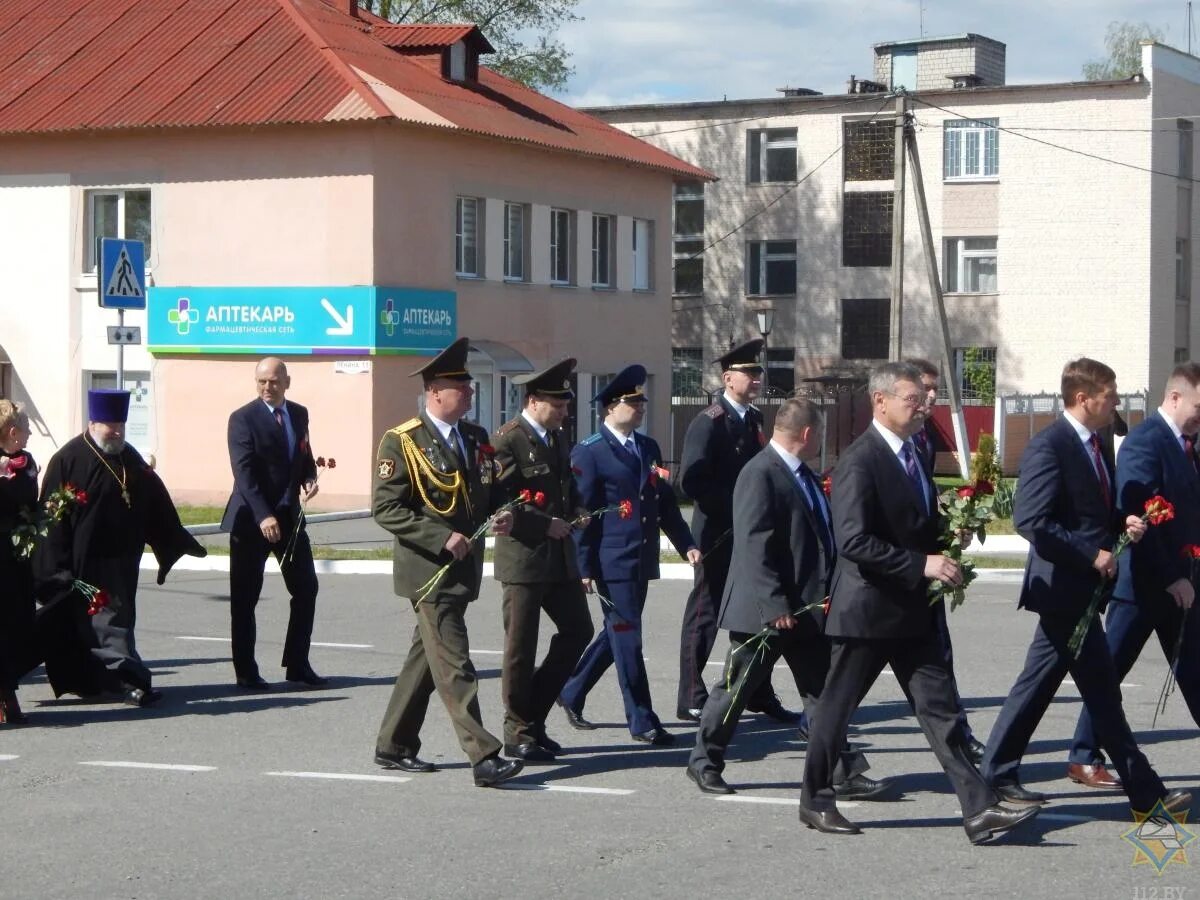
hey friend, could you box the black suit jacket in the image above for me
[718,446,833,635]
[221,399,317,534]
[826,424,942,639]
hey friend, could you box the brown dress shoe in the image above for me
[1067,763,1121,788]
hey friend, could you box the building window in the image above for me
[672,347,704,396]
[632,218,652,290]
[550,208,573,285]
[674,181,704,235]
[945,237,998,293]
[86,188,152,270]
[455,197,481,276]
[943,118,999,180]
[842,192,892,267]
[843,120,895,181]
[748,128,798,183]
[955,346,997,403]
[503,201,527,281]
[674,181,704,295]
[766,347,795,396]
[673,241,704,295]
[747,240,797,295]
[591,214,613,287]
[449,41,467,81]
[841,298,890,360]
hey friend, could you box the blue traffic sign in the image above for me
[98,238,146,310]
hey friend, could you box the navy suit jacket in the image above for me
[1014,415,1120,618]
[1113,413,1200,605]
[718,446,833,635]
[571,428,694,582]
[221,398,317,534]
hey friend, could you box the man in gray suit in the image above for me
[685,398,887,799]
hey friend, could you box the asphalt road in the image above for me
[1,572,1196,900]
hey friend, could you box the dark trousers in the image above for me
[690,627,867,783]
[560,578,659,735]
[228,511,318,678]
[501,580,594,744]
[377,595,502,766]
[82,555,152,691]
[677,544,779,713]
[0,557,34,692]
[983,612,1166,811]
[1070,597,1200,765]
[802,632,995,818]
[899,601,975,740]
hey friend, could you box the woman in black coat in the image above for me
[0,400,37,724]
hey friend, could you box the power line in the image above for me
[914,117,1187,134]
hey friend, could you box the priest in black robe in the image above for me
[33,389,206,706]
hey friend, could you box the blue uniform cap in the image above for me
[87,389,131,423]
[594,364,647,406]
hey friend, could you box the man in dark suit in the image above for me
[676,339,799,724]
[492,359,594,762]
[221,357,323,689]
[907,357,984,763]
[558,365,701,745]
[1065,362,1200,787]
[686,398,888,800]
[372,337,522,787]
[800,361,1035,843]
[982,358,1191,817]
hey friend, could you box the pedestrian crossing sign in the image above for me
[98,238,146,310]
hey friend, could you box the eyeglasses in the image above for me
[885,391,924,407]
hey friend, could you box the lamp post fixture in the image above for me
[756,306,775,396]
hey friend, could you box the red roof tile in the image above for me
[0,0,712,180]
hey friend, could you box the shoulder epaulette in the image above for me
[702,404,725,420]
[580,433,602,446]
[390,417,422,435]
[495,419,520,436]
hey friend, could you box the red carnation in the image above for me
[822,597,831,616]
[519,488,533,503]
[956,485,976,500]
[327,458,336,469]
[618,499,633,520]
[1184,544,1200,560]
[1144,495,1175,525]
[75,489,88,504]
[480,444,496,456]
[316,456,326,467]
[533,491,547,508]
[975,480,995,495]
[821,473,833,497]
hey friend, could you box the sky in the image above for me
[558,0,1198,107]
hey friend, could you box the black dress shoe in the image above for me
[687,767,734,795]
[964,803,1040,845]
[473,756,524,787]
[123,688,163,708]
[994,781,1047,804]
[632,727,675,746]
[798,804,862,835]
[834,774,897,801]
[504,742,556,762]
[746,694,802,723]
[677,707,703,723]
[558,699,595,731]
[1163,789,1194,815]
[532,727,563,755]
[236,674,270,690]
[286,666,327,687]
[965,737,986,766]
[374,749,437,773]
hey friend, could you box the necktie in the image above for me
[913,428,929,461]
[1089,433,1112,508]
[547,430,559,452]
[273,408,284,429]
[798,464,832,550]
[1184,434,1198,474]
[449,428,466,469]
[901,442,927,513]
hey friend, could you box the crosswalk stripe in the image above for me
[79,761,216,772]
[266,771,411,783]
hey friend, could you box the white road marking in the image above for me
[1038,813,1095,823]
[471,650,504,655]
[716,795,861,808]
[185,696,276,705]
[79,761,216,772]
[177,636,228,642]
[0,754,18,761]
[266,771,411,783]
[505,784,635,796]
[176,636,372,649]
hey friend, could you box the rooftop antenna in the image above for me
[920,1,926,37]
[1189,1,1196,55]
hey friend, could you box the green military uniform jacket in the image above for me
[373,412,499,602]
[491,415,585,584]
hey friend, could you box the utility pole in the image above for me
[888,91,908,360]
[904,118,971,480]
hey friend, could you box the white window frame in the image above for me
[591,213,613,288]
[748,128,798,184]
[455,196,481,277]
[944,237,998,294]
[746,240,798,296]
[503,201,527,281]
[943,118,999,181]
[632,218,651,290]
[85,187,153,271]
[550,207,573,285]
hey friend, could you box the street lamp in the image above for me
[756,306,774,395]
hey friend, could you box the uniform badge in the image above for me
[528,447,538,463]
[424,445,447,472]
[377,458,395,479]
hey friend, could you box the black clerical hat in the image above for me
[716,339,764,372]
[87,389,130,423]
[594,364,647,406]
[410,336,472,382]
[513,358,576,399]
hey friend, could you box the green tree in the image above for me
[359,0,580,92]
[1082,20,1166,80]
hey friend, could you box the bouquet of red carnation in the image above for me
[73,580,111,617]
[10,483,88,560]
[1153,543,1198,725]
[282,455,336,566]
[928,478,997,611]
[569,499,633,528]
[1068,495,1174,658]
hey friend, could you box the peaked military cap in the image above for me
[514,358,576,399]
[411,336,472,381]
[594,364,647,406]
[716,338,765,372]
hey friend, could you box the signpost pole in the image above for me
[117,309,125,390]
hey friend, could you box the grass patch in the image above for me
[177,504,225,526]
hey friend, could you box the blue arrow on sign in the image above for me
[99,238,146,310]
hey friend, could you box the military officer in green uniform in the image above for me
[492,358,595,762]
[372,337,524,788]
